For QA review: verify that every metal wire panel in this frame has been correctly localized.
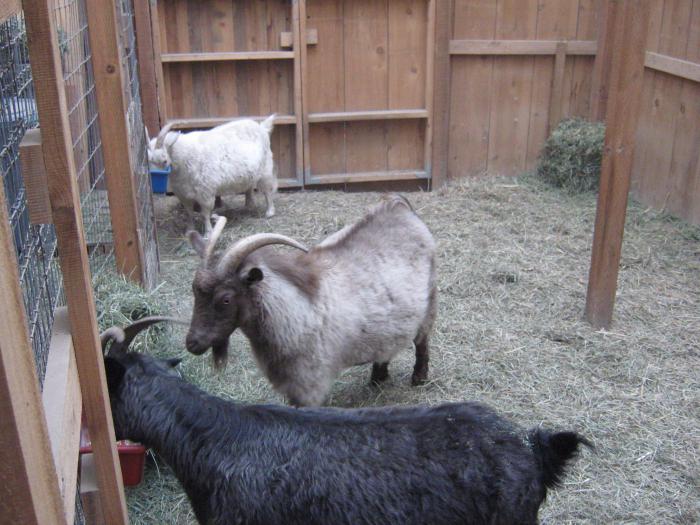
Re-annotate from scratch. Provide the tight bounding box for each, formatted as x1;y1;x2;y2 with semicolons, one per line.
1;13;64;387
118;0;159;289
53;0;116;278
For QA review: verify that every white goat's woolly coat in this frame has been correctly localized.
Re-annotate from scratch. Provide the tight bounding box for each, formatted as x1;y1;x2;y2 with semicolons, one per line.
149;116;277;232
188;196;437;407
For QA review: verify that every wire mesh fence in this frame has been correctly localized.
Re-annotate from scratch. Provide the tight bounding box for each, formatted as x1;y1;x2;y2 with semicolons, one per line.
53;0;116;276
1;12;64;387
118;0;159;289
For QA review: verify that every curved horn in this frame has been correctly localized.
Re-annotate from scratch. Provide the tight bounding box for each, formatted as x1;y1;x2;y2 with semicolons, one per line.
205;215;227;259
217;233;308;273
120;316;187;351
155;122;175;148
100;326;125;354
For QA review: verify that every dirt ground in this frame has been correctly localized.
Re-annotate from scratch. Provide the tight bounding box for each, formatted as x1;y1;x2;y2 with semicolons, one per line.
126;175;700;524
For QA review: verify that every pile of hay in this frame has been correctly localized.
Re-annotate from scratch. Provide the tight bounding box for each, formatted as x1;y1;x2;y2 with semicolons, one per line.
537;118;605;193
92;271;171;353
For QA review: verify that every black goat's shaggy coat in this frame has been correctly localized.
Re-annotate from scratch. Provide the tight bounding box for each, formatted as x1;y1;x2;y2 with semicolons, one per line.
106;351;589;525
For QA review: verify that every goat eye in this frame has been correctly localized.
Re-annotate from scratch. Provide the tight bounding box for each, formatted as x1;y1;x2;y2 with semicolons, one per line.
222;297;230;305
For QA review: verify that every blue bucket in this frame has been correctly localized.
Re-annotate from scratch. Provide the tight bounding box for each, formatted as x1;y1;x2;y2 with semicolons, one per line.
150;166;171;194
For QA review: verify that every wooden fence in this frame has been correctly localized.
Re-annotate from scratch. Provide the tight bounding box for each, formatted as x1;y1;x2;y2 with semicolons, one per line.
140;0;699;224
632;0;700;225
445;0;699;226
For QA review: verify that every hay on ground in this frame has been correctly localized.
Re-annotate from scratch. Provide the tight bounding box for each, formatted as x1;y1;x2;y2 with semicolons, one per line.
127;177;700;524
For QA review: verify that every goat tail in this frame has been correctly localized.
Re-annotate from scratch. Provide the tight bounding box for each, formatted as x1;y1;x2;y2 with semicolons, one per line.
380;193;414;212
260;114;276;134
529;428;592;489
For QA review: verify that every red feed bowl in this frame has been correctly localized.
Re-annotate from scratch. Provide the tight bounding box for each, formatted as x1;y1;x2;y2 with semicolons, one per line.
79;421;147;487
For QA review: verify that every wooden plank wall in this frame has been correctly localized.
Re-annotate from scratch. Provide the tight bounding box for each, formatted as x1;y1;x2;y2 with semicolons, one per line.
305;0;428;180
156;0;297;182
632;0;700;225
447;0;600;179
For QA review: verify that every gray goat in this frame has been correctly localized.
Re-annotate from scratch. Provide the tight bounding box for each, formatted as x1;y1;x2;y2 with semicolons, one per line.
103;318;592;525
185;194;437;406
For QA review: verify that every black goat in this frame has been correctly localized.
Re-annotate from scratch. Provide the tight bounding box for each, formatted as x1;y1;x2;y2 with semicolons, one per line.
103;320;591;525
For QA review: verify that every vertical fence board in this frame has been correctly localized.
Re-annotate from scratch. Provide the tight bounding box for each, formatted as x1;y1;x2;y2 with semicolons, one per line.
526;0;579;169
487;0;538;175
448;0;497;178
565;0;599;118
634;0;693;211
430;0;450;186
134;0;160;131
22;0;129;522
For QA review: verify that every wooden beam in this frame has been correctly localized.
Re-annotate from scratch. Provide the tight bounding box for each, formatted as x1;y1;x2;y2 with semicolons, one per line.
590;1;618;121
161;51;295;62
308;109;428;123
0;161;66;525
0;0;19;23
585;0;652;329
424;0;436;184
548;42;567;133
280;28;318;48
41;307;81;525
449;39;597;56
297;0;311;184
19;128;52;224
307;170;429;185
22;0;129;523
86;0;145;284
133;0;160;131
291;0;304;186
166;115;297;129
149;0;167;127
644;52;700;83
430;0;451;188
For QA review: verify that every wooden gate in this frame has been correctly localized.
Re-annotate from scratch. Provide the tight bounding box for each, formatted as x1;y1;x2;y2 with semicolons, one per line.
148;0;436;187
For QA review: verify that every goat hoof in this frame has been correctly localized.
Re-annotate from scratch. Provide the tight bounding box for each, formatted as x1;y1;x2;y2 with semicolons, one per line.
265;210;275;218
411;373;428;386
370;363;389;385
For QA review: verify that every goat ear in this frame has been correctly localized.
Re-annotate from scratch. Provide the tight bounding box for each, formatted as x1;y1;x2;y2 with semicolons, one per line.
104;357;126;394
245;267;264;284
165;357;182;368
164;131;180;149
188;230;207;258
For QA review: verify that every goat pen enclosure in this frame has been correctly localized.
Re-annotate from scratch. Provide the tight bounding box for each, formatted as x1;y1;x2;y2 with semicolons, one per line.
2;0;161;522
143;0;700;224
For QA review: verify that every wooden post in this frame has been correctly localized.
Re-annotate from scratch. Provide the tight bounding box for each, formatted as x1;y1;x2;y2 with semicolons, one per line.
589;0;619;121
85;0;145;284
585;0;651;329
293;0;307;184
0;175;66;525
22;1;129;523
548;41;567;133
430;0;451;188
133;0;160;132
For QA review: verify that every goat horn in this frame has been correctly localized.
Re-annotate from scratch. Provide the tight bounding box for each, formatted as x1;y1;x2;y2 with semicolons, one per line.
217;233;308;272
205;215;227;259
155;122;175;148
107;316;186;354
100;326;126;355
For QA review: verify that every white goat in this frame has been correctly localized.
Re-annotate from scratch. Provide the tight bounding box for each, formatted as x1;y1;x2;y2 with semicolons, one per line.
147;115;277;236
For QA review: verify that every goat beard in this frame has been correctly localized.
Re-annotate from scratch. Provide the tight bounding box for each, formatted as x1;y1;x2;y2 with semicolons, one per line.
212;339;229;370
